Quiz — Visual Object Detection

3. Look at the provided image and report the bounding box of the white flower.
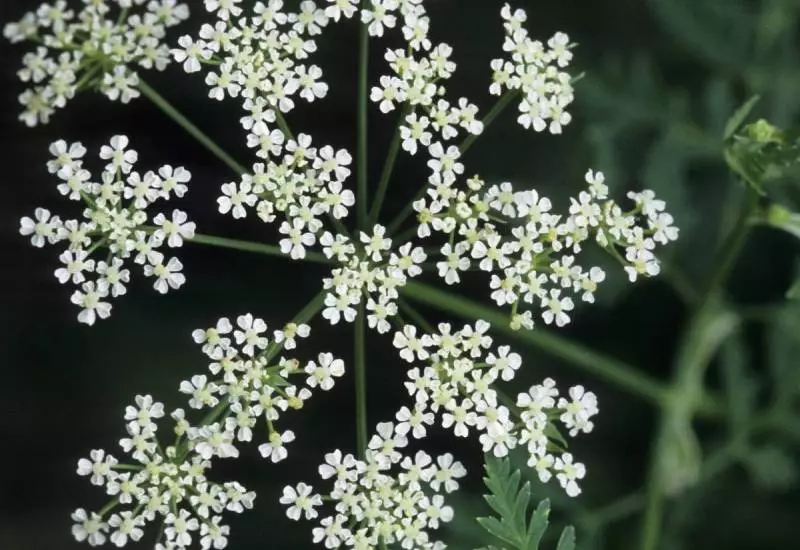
[554,453,585,497]
[124,394,165,432]
[305,352,346,390]
[361,0,397,37]
[55,249,95,284]
[144,253,186,294]
[234,313,269,356]
[393,325,432,363]
[164,509,199,547]
[370,74,405,113]
[558,385,599,436]
[76,449,118,486]
[102,66,141,103]
[541,288,574,327]
[279,218,316,260]
[436,242,470,285]
[258,429,295,462]
[273,322,311,350]
[19,207,62,247]
[180,374,219,409]
[172,35,212,73]
[158,165,191,198]
[314,145,352,182]
[71,508,108,546]
[71,281,112,325]
[153,209,196,247]
[108,511,145,547]
[280,482,323,520]
[96,259,130,298]
[218,180,257,219]
[47,139,86,174]
[325,0,358,22]
[100,135,138,174]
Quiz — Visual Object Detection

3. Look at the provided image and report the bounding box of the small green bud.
[746,119,783,144]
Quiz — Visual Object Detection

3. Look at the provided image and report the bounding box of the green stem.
[178,231,331,264]
[368,106,411,228]
[137,78,248,175]
[400,281,729,417]
[292,289,328,326]
[585,492,646,529]
[386,90,518,235]
[356,0,371,231]
[398,298,433,332]
[355,300,368,457]
[274,110,294,141]
[459,90,518,155]
[638,189,756,550]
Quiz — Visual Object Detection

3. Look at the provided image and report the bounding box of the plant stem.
[368,106,411,228]
[638,189,756,550]
[459,89,518,155]
[400,281,729,417]
[355,300,368,457]
[137,78,248,175]
[175,231,331,264]
[274,110,294,140]
[386,90,518,235]
[354,5,371,459]
[356,0,371,231]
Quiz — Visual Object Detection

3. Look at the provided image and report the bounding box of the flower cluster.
[73,314,346,548]
[19,136,195,325]
[392,320,597,496]
[495,4,575,133]
[170,1,360,252]
[3,0,684,548]
[320,233,427,331]
[281,427,466,549]
[4,0,191,126]
[413,169,679,331]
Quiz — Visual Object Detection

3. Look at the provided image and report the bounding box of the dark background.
[1,1,799,549]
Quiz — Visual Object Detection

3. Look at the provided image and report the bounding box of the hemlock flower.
[5,1,685,548]
[19,136,195,325]
[4,0,190,126]
[72,316,348,548]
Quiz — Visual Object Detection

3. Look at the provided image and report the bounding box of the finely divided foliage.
[6,0,678,549]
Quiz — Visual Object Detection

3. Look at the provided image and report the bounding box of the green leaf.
[524,500,550,550]
[475,456,578,550]
[555,526,576,550]
[723,95,761,140]
[744,445,798,491]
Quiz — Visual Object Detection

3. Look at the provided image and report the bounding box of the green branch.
[400,281,728,417]
[387,90,518,236]
[184,232,331,264]
[368,105,411,228]
[639,189,756,550]
[356,0,371,230]
[355,300,368,458]
[137,78,248,176]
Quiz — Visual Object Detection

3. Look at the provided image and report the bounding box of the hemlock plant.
[5,1,682,549]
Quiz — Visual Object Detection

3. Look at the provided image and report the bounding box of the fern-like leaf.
[475,455,577,550]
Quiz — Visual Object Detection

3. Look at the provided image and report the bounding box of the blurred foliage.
[448,1,800,549]
[580,0,800,298]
